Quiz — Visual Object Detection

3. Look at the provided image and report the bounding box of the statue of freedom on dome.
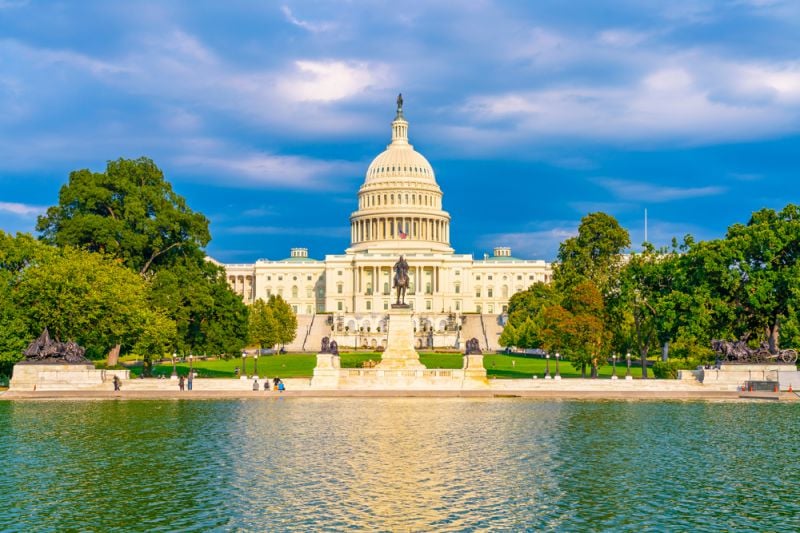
[396,93,403,116]
[393,255,409,306]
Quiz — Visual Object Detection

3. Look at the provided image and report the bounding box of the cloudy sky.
[1,1,799,262]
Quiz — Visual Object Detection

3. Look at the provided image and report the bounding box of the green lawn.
[122,352,649,379]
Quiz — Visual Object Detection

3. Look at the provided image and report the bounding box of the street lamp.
[555,352,561,380]
[626,352,632,379]
[171,352,178,379]
[189,354,194,378]
[545,353,551,379]
[241,350,247,378]
[612,354,618,380]
[254,353,259,377]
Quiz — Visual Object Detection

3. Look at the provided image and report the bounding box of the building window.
[455,270,460,276]
[475,287,481,298]
[317,303,324,313]
[426,300,432,310]
[278,276,283,281]
[307,287,313,298]
[266,288,272,297]
[307,275,312,281]
[278,288,283,296]
[488,304,494,313]
[455,283,461,294]
[293,276,297,281]
[488,275,493,280]
[366,301,372,310]
[337,283,343,294]
[502,286,508,298]
[384,301,388,310]
[292,286,298,298]
[267,276,271,281]
[455,300,461,311]
[383,282,389,295]
[529,275,534,280]
[517,275,522,280]
[425,282,432,294]
[476,304,482,313]
[337,271,343,276]
[476,275,481,280]
[317,288,324,298]
[337,301,343,311]
[306,305,312,314]
[488,288,493,298]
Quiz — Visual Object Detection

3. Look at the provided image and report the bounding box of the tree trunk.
[107,344,121,367]
[143,355,153,377]
[640,350,648,379]
[581,362,586,378]
[661,341,669,362]
[767,320,779,353]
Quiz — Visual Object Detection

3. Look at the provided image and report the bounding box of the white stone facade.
[222,99,553,349]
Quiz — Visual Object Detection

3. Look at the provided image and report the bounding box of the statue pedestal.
[377,307,425,370]
[311,353,341,388]
[463,353,488,383]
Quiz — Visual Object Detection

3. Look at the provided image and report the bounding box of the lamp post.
[611,354,618,380]
[189,354,194,378]
[254,353,259,377]
[241,350,247,378]
[555,352,561,380]
[545,353,551,379]
[171,352,178,379]
[626,352,632,380]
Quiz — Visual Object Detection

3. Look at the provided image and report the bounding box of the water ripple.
[1,399,799,531]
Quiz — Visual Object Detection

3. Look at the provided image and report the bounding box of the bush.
[653,358,706,379]
[0,374,9,387]
[375,346,385,353]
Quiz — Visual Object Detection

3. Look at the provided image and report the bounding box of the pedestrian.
[273,377,279,389]
[112,375,121,391]
[187,373,193,391]
[278,380,285,393]
[252,378,259,391]
[179,375,185,391]
[263,379,270,391]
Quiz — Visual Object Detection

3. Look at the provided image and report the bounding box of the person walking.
[179,375,185,391]
[252,378,259,391]
[187,372,193,391]
[277,380,285,393]
[112,375,121,391]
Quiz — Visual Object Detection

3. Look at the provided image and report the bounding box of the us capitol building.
[221,97,553,351]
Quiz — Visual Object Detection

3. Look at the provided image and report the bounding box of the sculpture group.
[23,328,89,364]
[711,339,797,364]
[393,255,409,306]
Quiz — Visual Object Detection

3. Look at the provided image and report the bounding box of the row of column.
[351,216,450,243]
[228,275,254,301]
[352,265,443,294]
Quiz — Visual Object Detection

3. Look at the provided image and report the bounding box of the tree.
[248,299,278,352]
[501,282,558,349]
[37,157,210,276]
[555,212,631,295]
[268,295,297,349]
[12,246,175,363]
[149,258,248,357]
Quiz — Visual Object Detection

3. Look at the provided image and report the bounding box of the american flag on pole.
[399,228,408,239]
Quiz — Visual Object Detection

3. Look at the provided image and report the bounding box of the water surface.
[1,399,798,531]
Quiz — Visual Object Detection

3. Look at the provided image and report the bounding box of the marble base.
[377,308,425,370]
[10,363,129,391]
[700,363,798,391]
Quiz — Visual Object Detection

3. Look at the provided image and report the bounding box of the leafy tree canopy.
[37,157,210,275]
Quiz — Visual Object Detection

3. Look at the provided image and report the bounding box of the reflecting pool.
[1,399,798,531]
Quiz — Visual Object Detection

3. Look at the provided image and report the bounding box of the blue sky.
[1,0,799,262]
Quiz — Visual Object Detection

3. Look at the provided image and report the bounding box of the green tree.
[248,299,278,352]
[12,247,175,364]
[268,295,298,349]
[555,212,631,295]
[37,157,211,276]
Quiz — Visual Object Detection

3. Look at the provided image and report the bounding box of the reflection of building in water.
[221,98,553,350]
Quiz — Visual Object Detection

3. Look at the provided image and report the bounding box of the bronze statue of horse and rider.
[711,338,797,364]
[393,255,409,306]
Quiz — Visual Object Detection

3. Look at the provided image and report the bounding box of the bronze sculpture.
[393,255,409,305]
[711,339,797,364]
[22,328,90,364]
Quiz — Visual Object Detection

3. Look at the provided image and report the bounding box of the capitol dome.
[348,95,452,254]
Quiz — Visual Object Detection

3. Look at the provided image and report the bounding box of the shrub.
[376,346,385,353]
[653,358,706,379]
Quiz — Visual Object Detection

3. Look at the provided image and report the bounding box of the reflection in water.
[1,399,798,531]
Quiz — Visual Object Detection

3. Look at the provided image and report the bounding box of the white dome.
[365,145,435,182]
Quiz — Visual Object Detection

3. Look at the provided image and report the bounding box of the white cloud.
[0,201,46,216]
[595,178,725,202]
[278,60,390,103]
[281,5,334,33]
[173,151,360,190]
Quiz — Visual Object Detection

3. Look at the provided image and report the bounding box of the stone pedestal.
[377,307,425,370]
[311,353,342,388]
[700,363,797,391]
[463,353,488,382]
[10,362,129,391]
